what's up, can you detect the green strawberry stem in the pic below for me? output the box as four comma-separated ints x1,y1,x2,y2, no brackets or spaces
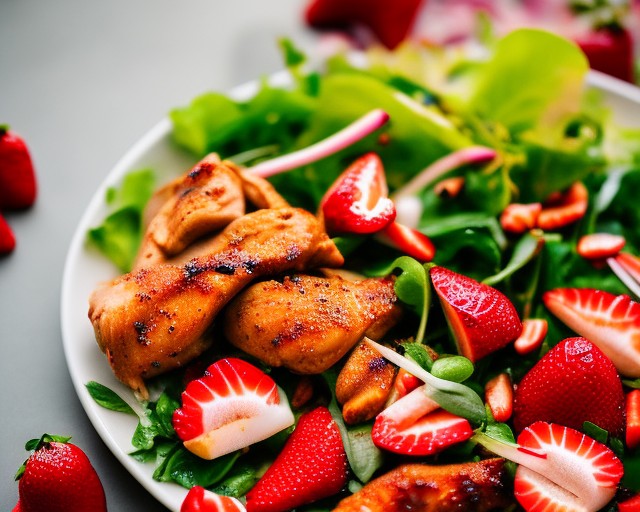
15,434,73,480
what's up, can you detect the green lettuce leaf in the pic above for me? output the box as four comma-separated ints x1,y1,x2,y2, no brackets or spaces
87,168,156,273
468,29,589,135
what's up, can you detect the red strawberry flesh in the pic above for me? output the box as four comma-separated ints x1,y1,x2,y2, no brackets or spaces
304,0,423,49
245,406,348,512
181,486,245,512
543,288,640,378
513,337,625,436
430,266,522,362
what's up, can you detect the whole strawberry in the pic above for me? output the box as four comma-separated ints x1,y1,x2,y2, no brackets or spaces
0,126,37,210
14,434,107,512
245,406,348,512
512,337,625,436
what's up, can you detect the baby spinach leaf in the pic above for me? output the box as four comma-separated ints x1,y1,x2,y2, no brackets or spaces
85,381,136,415
323,370,384,483
483,232,544,286
86,168,156,273
370,256,429,344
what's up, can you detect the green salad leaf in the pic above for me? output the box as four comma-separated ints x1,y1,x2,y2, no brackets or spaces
87,168,156,273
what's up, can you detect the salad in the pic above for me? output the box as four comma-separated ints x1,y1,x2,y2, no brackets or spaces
84,29,640,511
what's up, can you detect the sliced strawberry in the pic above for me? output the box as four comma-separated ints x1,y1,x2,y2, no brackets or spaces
376,221,435,262
304,0,423,49
500,203,542,234
430,266,522,362
0,213,16,254
619,493,640,512
372,384,473,456
537,182,588,231
513,318,548,355
514,422,623,512
0,127,37,210
577,233,626,260
172,358,294,460
181,486,245,512
543,288,640,378
245,406,348,512
484,373,513,423
513,337,625,436
626,389,640,451
321,153,396,235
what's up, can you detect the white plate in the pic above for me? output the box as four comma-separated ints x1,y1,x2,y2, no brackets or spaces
60,70,640,511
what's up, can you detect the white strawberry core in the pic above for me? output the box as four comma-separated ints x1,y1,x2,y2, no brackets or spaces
184,386,294,460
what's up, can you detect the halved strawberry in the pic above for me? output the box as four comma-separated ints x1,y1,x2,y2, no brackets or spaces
513,422,624,512
513,319,548,355
484,373,513,423
577,233,626,261
512,337,625,436
537,182,588,231
376,221,435,262
543,288,640,378
372,384,473,456
500,203,541,234
181,486,245,512
430,266,522,362
245,406,348,512
172,358,294,460
626,389,640,451
321,153,396,235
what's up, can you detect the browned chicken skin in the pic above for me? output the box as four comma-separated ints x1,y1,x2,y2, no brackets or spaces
333,459,514,512
135,155,245,269
336,340,396,425
223,274,402,374
89,208,343,398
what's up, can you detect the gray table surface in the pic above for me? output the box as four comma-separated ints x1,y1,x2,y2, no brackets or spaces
0,1,314,509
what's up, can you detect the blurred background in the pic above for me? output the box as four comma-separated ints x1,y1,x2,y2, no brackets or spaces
1,0,639,510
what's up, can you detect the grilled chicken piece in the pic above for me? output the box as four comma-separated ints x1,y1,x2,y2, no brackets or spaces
336,341,396,425
333,459,514,512
237,167,290,210
223,275,402,374
135,155,245,269
89,208,343,398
